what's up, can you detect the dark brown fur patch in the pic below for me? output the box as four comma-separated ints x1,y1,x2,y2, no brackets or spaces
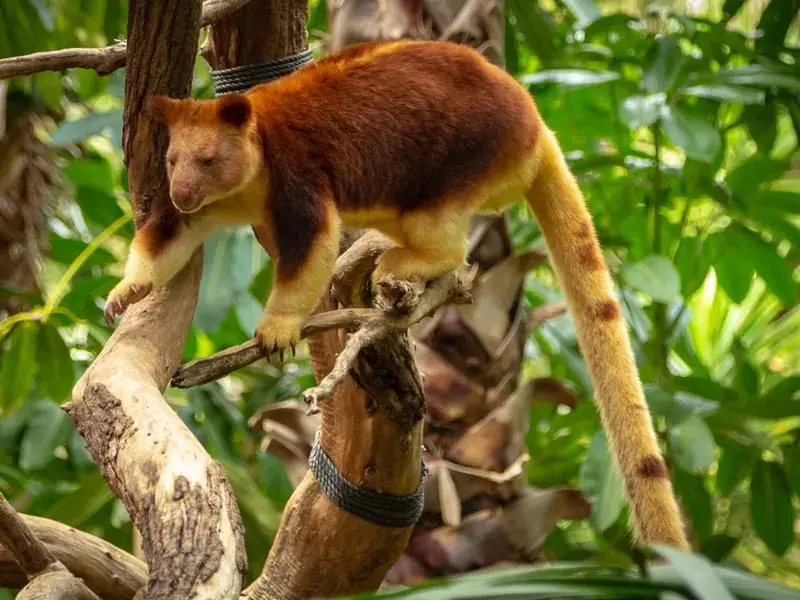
593,299,621,321
577,242,604,271
638,455,668,478
138,196,183,255
575,221,593,238
218,94,252,127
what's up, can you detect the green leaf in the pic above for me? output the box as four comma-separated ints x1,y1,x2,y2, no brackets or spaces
622,255,681,303
504,14,521,76
520,69,620,88
579,431,624,532
0,322,39,412
785,444,800,499
618,94,665,129
716,439,753,496
714,245,752,304
645,385,718,425
742,103,778,154
757,190,800,214
561,0,601,26
75,187,126,230
669,416,715,473
674,468,713,541
750,460,795,556
36,324,74,404
44,473,115,527
679,84,764,104
50,109,123,147
63,156,114,191
507,0,558,64
642,36,685,94
744,376,800,420
220,459,281,539
700,534,740,563
685,65,800,92
652,545,735,600
660,104,721,163
726,156,789,199
748,212,800,249
19,400,71,471
732,228,798,307
755,0,796,56
721,0,746,21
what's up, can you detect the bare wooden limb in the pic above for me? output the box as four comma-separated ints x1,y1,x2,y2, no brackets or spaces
0,0,252,80
68,1,248,599
0,514,146,599
171,308,376,388
0,493,100,600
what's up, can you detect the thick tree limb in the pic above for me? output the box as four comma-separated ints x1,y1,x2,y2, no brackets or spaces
0,0,252,80
0,514,147,600
0,493,99,599
68,1,247,599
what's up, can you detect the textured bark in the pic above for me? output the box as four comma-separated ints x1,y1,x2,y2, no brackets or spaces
247,236,427,600
69,1,247,598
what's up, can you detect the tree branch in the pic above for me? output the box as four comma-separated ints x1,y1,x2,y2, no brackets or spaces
0,492,100,600
67,1,248,599
0,514,146,600
0,0,252,80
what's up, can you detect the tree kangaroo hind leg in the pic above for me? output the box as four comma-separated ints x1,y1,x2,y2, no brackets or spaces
371,210,471,287
256,201,340,354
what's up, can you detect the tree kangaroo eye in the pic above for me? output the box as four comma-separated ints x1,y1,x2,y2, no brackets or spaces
201,157,215,167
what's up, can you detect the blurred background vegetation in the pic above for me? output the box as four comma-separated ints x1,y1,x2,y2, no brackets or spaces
0,0,798,597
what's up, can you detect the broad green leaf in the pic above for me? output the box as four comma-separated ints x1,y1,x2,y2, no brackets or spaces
714,246,752,304
748,211,800,249
755,0,796,56
63,156,115,191
44,473,115,527
19,400,71,471
674,468,713,541
645,385,718,425
194,231,241,332
726,157,789,199
700,534,739,563
786,444,800,499
507,0,558,64
660,104,721,163
669,416,715,473
685,65,800,92
75,187,126,230
732,228,797,307
642,36,685,94
579,431,624,532
679,84,764,104
652,545,735,600
0,321,39,411
757,190,800,214
618,94,664,129
520,69,620,88
741,376,800,420
235,293,264,334
716,439,753,496
622,255,681,303
50,109,123,147
721,0,746,21
742,103,778,154
36,324,74,403
750,460,795,556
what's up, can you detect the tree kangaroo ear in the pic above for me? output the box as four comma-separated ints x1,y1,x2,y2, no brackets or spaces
145,96,183,125
217,93,253,128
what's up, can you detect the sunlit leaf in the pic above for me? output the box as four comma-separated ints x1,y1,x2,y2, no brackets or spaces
50,109,123,147
661,104,721,163
670,416,715,473
561,0,601,26
622,255,681,303
618,94,664,129
652,545,735,600
520,69,620,87
642,36,685,94
750,460,795,556
732,228,797,307
679,84,764,104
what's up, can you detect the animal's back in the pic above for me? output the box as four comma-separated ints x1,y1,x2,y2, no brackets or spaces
250,40,541,214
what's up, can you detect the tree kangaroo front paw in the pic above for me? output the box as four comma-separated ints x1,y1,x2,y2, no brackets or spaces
104,280,154,325
255,312,304,359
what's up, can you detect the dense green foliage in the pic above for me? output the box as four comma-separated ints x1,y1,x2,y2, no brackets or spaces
0,0,798,596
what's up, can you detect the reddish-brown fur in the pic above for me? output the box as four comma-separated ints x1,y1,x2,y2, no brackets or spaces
105,40,689,551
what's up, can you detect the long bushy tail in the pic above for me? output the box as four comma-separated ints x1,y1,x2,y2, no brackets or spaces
525,127,688,550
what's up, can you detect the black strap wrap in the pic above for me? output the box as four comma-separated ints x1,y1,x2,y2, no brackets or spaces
210,49,314,96
308,431,427,528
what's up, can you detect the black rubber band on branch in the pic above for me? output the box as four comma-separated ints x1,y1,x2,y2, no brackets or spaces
308,431,427,528
210,49,314,96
